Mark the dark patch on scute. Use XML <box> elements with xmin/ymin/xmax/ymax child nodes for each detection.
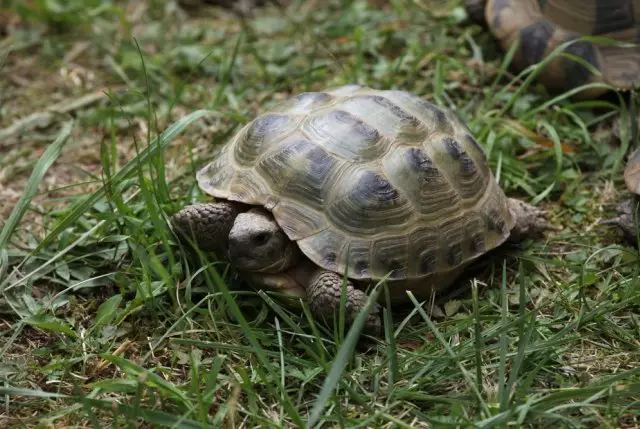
<box><xmin>257</xmin><ymin>139</ymin><xmax>337</xmax><ymax>207</ymax></box>
<box><xmin>369</xmin><ymin>95</ymin><xmax>420</xmax><ymax>127</ymax></box>
<box><xmin>307</xmin><ymin>145</ymin><xmax>335</xmax><ymax>180</ymax></box>
<box><xmin>537</xmin><ymin>0</ymin><xmax>548</xmax><ymax>9</ymax></box>
<box><xmin>325</xmin><ymin>252</ymin><xmax>337</xmax><ymax>263</ymax></box>
<box><xmin>444</xmin><ymin>137</ymin><xmax>463</xmax><ymax>159</ymax></box>
<box><xmin>247</xmin><ymin>114</ymin><xmax>291</xmax><ymax>141</ymax></box>
<box><xmin>307</xmin><ymin>109</ymin><xmax>384</xmax><ymax>161</ymax></box>
<box><xmin>406</xmin><ymin>147</ymin><xmax>442</xmax><ymax>182</ymax></box>
<box><xmin>444</xmin><ymin>137</ymin><xmax>477</xmax><ymax>174</ymax></box>
<box><xmin>561</xmin><ymin>37</ymin><xmax>600</xmax><ymax>90</ymax></box>
<box><xmin>234</xmin><ymin>114</ymin><xmax>297</xmax><ymax>166</ymax></box>
<box><xmin>470</xmin><ymin>233</ymin><xmax>485</xmax><ymax>255</ymax></box>
<box><xmin>419</xmin><ymin>250</ymin><xmax>437</xmax><ymax>274</ymax></box>
<box><xmin>519</xmin><ymin>20</ymin><xmax>555</xmax><ymax>66</ymax></box>
<box><xmin>354</xmin><ymin>170</ymin><xmax>400</xmax><ymax>209</ymax></box>
<box><xmin>387</xmin><ymin>259</ymin><xmax>406</xmax><ymax>279</ymax></box>
<box><xmin>328</xmin><ymin>167</ymin><xmax>412</xmax><ymax>233</ymax></box>
<box><xmin>447</xmin><ymin>243</ymin><xmax>463</xmax><ymax>267</ymax></box>
<box><xmin>460</xmin><ymin>157</ymin><xmax>476</xmax><ymax>174</ymax></box>
<box><xmin>417</xmin><ymin>99</ymin><xmax>448</xmax><ymax>128</ymax></box>
<box><xmin>465</xmin><ymin>0</ymin><xmax>487</xmax><ymax>25</ymax></box>
<box><xmin>355</xmin><ymin>260</ymin><xmax>370</xmax><ymax>277</ymax></box>
<box><xmin>594</xmin><ymin>0</ymin><xmax>634</xmax><ymax>35</ymax></box>
<box><xmin>331</xmin><ymin>110</ymin><xmax>381</xmax><ymax>141</ymax></box>
<box><xmin>486</xmin><ymin>209</ymin><xmax>507</xmax><ymax>234</ymax></box>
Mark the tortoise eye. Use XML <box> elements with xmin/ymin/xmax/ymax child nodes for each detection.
<box><xmin>253</xmin><ymin>232</ymin><xmax>271</xmax><ymax>246</ymax></box>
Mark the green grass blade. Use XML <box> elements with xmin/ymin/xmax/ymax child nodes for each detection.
<box><xmin>0</xmin><ymin>121</ymin><xmax>73</xmax><ymax>259</ymax></box>
<box><xmin>407</xmin><ymin>291</ymin><xmax>491</xmax><ymax>418</ymax></box>
<box><xmin>32</xmin><ymin>110</ymin><xmax>212</xmax><ymax>253</ymax></box>
<box><xmin>307</xmin><ymin>284</ymin><xmax>382</xmax><ymax>428</ymax></box>
<box><xmin>497</xmin><ymin>261</ymin><xmax>509</xmax><ymax>411</ymax></box>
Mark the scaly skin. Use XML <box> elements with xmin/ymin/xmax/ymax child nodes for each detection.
<box><xmin>506</xmin><ymin>198</ymin><xmax>556</xmax><ymax>242</ymax></box>
<box><xmin>306</xmin><ymin>270</ymin><xmax>382</xmax><ymax>336</ymax></box>
<box><xmin>171</xmin><ymin>202</ymin><xmax>243</xmax><ymax>254</ymax></box>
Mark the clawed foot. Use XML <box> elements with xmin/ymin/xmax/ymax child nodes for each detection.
<box><xmin>507</xmin><ymin>198</ymin><xmax>559</xmax><ymax>242</ymax></box>
<box><xmin>600</xmin><ymin>198</ymin><xmax>640</xmax><ymax>245</ymax></box>
<box><xmin>307</xmin><ymin>270</ymin><xmax>382</xmax><ymax>337</ymax></box>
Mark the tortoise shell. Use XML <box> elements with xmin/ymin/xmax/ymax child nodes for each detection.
<box><xmin>196</xmin><ymin>85</ymin><xmax>514</xmax><ymax>282</ymax></box>
<box><xmin>477</xmin><ymin>0</ymin><xmax>640</xmax><ymax>97</ymax></box>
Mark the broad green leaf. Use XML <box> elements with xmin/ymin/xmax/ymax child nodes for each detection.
<box><xmin>25</xmin><ymin>313</ymin><xmax>77</xmax><ymax>338</ymax></box>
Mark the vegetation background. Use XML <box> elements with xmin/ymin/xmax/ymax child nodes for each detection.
<box><xmin>0</xmin><ymin>0</ymin><xmax>638</xmax><ymax>427</ymax></box>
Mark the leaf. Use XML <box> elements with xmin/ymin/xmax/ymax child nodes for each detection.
<box><xmin>25</xmin><ymin>313</ymin><xmax>77</xmax><ymax>338</ymax></box>
<box><xmin>55</xmin><ymin>262</ymin><xmax>71</xmax><ymax>281</ymax></box>
<box><xmin>444</xmin><ymin>300</ymin><xmax>461</xmax><ymax>317</ymax></box>
<box><xmin>92</xmin><ymin>294</ymin><xmax>122</xmax><ymax>331</ymax></box>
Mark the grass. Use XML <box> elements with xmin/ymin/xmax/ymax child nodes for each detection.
<box><xmin>1</xmin><ymin>0</ymin><xmax>639</xmax><ymax>427</ymax></box>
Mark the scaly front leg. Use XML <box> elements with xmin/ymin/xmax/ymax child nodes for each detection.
<box><xmin>306</xmin><ymin>269</ymin><xmax>382</xmax><ymax>336</ymax></box>
<box><xmin>171</xmin><ymin>202</ymin><xmax>244</xmax><ymax>254</ymax></box>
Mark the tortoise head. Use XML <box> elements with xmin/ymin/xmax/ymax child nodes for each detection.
<box><xmin>228</xmin><ymin>207</ymin><xmax>301</xmax><ymax>273</ymax></box>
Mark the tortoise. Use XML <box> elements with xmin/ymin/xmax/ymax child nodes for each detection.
<box><xmin>465</xmin><ymin>0</ymin><xmax>640</xmax><ymax>98</ymax></box>
<box><xmin>171</xmin><ymin>85</ymin><xmax>551</xmax><ymax>335</ymax></box>
<box><xmin>601</xmin><ymin>148</ymin><xmax>640</xmax><ymax>243</ymax></box>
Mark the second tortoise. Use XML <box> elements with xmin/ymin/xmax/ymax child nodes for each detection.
<box><xmin>466</xmin><ymin>0</ymin><xmax>640</xmax><ymax>98</ymax></box>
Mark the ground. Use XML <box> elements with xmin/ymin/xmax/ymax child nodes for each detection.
<box><xmin>1</xmin><ymin>0</ymin><xmax>639</xmax><ymax>427</ymax></box>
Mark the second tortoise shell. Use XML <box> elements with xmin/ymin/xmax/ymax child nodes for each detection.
<box><xmin>196</xmin><ymin>85</ymin><xmax>515</xmax><ymax>282</ymax></box>
<box><xmin>484</xmin><ymin>0</ymin><xmax>640</xmax><ymax>97</ymax></box>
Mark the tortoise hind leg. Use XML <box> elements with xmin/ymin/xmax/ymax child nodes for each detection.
<box><xmin>506</xmin><ymin>198</ymin><xmax>558</xmax><ymax>242</ymax></box>
<box><xmin>307</xmin><ymin>269</ymin><xmax>382</xmax><ymax>336</ymax></box>
<box><xmin>171</xmin><ymin>201</ymin><xmax>244</xmax><ymax>254</ymax></box>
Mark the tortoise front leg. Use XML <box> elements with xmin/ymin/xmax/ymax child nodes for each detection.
<box><xmin>171</xmin><ymin>202</ymin><xmax>244</xmax><ymax>254</ymax></box>
<box><xmin>306</xmin><ymin>269</ymin><xmax>382</xmax><ymax>336</ymax></box>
